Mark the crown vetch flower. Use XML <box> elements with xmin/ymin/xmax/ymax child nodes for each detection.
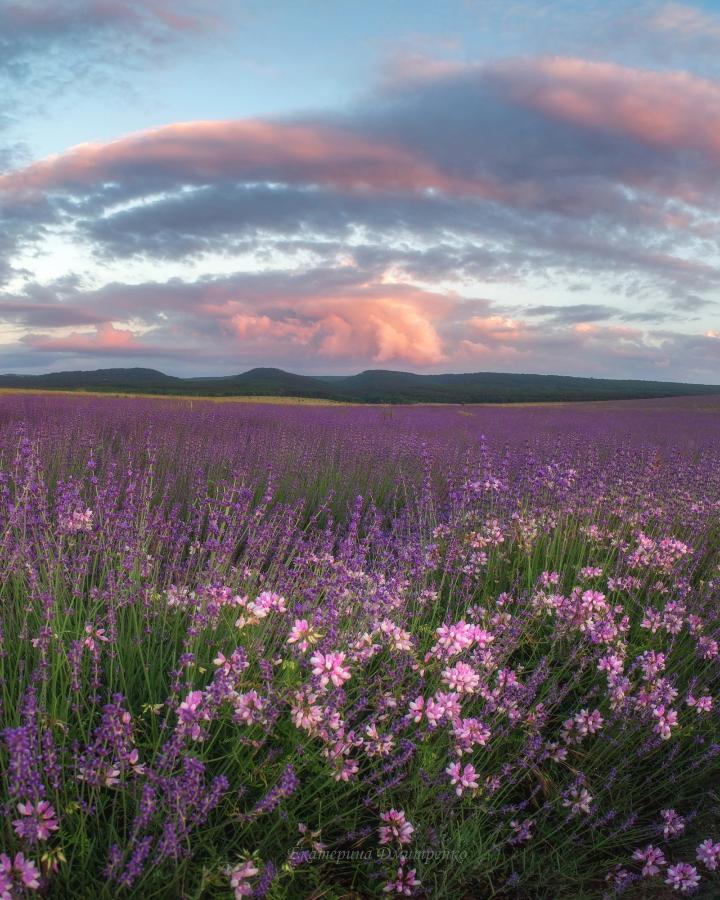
<box><xmin>632</xmin><ymin>844</ymin><xmax>666</xmax><ymax>877</ymax></box>
<box><xmin>383</xmin><ymin>859</ymin><xmax>421</xmax><ymax>895</ymax></box>
<box><xmin>229</xmin><ymin>859</ymin><xmax>260</xmax><ymax>898</ymax></box>
<box><xmin>0</xmin><ymin>852</ymin><xmax>41</xmax><ymax>892</ymax></box>
<box><xmin>665</xmin><ymin>862</ymin><xmax>700</xmax><ymax>893</ymax></box>
<box><xmin>441</xmin><ymin>661</ymin><xmax>480</xmax><ymax>694</ymax></box>
<box><xmin>378</xmin><ymin>810</ymin><xmax>414</xmax><ymax>846</ymax></box>
<box><xmin>696</xmin><ymin>839</ymin><xmax>720</xmax><ymax>871</ymax></box>
<box><xmin>445</xmin><ymin>761</ymin><xmax>479</xmax><ymax>796</ymax></box>
<box><xmin>13</xmin><ymin>801</ymin><xmax>59</xmax><ymax>844</ymax></box>
<box><xmin>563</xmin><ymin>786</ymin><xmax>593</xmax><ymax>816</ymax></box>
<box><xmin>310</xmin><ymin>651</ymin><xmax>351</xmax><ymax>689</ymax></box>
<box><xmin>661</xmin><ymin>809</ymin><xmax>686</xmax><ymax>839</ymax></box>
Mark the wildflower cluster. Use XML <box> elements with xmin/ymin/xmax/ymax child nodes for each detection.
<box><xmin>0</xmin><ymin>394</ymin><xmax>718</xmax><ymax>898</ymax></box>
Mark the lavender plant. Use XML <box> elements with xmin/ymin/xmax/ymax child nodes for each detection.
<box><xmin>0</xmin><ymin>393</ymin><xmax>718</xmax><ymax>898</ymax></box>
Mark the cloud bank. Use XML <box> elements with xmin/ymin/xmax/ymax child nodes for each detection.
<box><xmin>1</xmin><ymin>46</ymin><xmax>719</xmax><ymax>380</ymax></box>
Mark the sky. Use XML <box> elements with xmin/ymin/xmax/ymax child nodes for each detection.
<box><xmin>1</xmin><ymin>1</ymin><xmax>720</xmax><ymax>381</ymax></box>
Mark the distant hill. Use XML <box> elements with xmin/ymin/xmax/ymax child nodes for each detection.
<box><xmin>0</xmin><ymin>366</ymin><xmax>719</xmax><ymax>404</ymax></box>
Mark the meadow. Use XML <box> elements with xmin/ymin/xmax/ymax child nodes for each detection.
<box><xmin>0</xmin><ymin>393</ymin><xmax>718</xmax><ymax>899</ymax></box>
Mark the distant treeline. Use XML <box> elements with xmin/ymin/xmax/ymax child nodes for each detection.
<box><xmin>1</xmin><ymin>366</ymin><xmax>719</xmax><ymax>403</ymax></box>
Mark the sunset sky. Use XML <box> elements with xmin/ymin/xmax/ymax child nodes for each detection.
<box><xmin>1</xmin><ymin>0</ymin><xmax>720</xmax><ymax>380</ymax></box>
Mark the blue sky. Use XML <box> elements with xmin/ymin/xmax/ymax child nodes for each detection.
<box><xmin>1</xmin><ymin>0</ymin><xmax>719</xmax><ymax>380</ymax></box>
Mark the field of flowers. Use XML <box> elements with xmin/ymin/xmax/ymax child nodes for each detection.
<box><xmin>0</xmin><ymin>392</ymin><xmax>718</xmax><ymax>899</ymax></box>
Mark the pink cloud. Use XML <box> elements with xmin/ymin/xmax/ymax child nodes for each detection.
<box><xmin>5</xmin><ymin>54</ymin><xmax>720</xmax><ymax>223</ymax></box>
<box><xmin>488</xmin><ymin>56</ymin><xmax>720</xmax><ymax>162</ymax></box>
<box><xmin>2</xmin><ymin>0</ymin><xmax>218</xmax><ymax>34</ymax></box>
<box><xmin>203</xmin><ymin>284</ymin><xmax>450</xmax><ymax>367</ymax></box>
<box><xmin>23</xmin><ymin>322</ymin><xmax>156</xmax><ymax>353</ymax></box>
<box><xmin>0</xmin><ymin>120</ymin><xmax>495</xmax><ymax>200</ymax></box>
<box><xmin>466</xmin><ymin>315</ymin><xmax>529</xmax><ymax>345</ymax></box>
<box><xmin>8</xmin><ymin>268</ymin><xmax>720</xmax><ymax>381</ymax></box>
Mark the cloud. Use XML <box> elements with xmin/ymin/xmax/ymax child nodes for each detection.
<box><xmin>644</xmin><ymin>3</ymin><xmax>720</xmax><ymax>46</ymax></box>
<box><xmin>0</xmin><ymin>0</ymin><xmax>220</xmax><ymax>75</ymax></box>
<box><xmin>2</xmin><ymin>269</ymin><xmax>453</xmax><ymax>368</ymax></box>
<box><xmin>0</xmin><ymin>118</ymin><xmax>497</xmax><ymax>201</ymax></box>
<box><xmin>453</xmin><ymin>315</ymin><xmax>719</xmax><ymax>381</ymax></box>
<box><xmin>1</xmin><ymin>264</ymin><xmax>718</xmax><ymax>383</ymax></box>
<box><xmin>2</xmin><ymin>51</ymin><xmax>720</xmax><ymax>379</ymax></box>
<box><xmin>6</xmin><ymin>54</ymin><xmax>720</xmax><ymax>212</ymax></box>
<box><xmin>0</xmin><ymin>301</ymin><xmax>105</xmax><ymax>327</ymax></box>
<box><xmin>0</xmin><ymin>0</ymin><xmax>224</xmax><ymax>150</ymax></box>
<box><xmin>523</xmin><ymin>304</ymin><xmax>619</xmax><ymax>323</ymax></box>
<box><xmin>23</xmin><ymin>322</ymin><xmax>140</xmax><ymax>352</ymax></box>
<box><xmin>485</xmin><ymin>56</ymin><xmax>720</xmax><ymax>169</ymax></box>
<box><xmin>217</xmin><ymin>289</ymin><xmax>449</xmax><ymax>367</ymax></box>
<box><xmin>20</xmin><ymin>321</ymin><xmax>190</xmax><ymax>358</ymax></box>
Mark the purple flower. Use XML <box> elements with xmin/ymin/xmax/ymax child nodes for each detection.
<box><xmin>229</xmin><ymin>860</ymin><xmax>260</xmax><ymax>898</ymax></box>
<box><xmin>632</xmin><ymin>844</ymin><xmax>666</xmax><ymax>877</ymax></box>
<box><xmin>665</xmin><ymin>862</ymin><xmax>700</xmax><ymax>893</ymax></box>
<box><xmin>12</xmin><ymin>800</ymin><xmax>59</xmax><ymax>844</ymax></box>
<box><xmin>379</xmin><ymin>810</ymin><xmax>414</xmax><ymax>846</ymax></box>
<box><xmin>383</xmin><ymin>857</ymin><xmax>421</xmax><ymax>895</ymax></box>
<box><xmin>0</xmin><ymin>852</ymin><xmax>42</xmax><ymax>892</ymax></box>
<box><xmin>661</xmin><ymin>809</ymin><xmax>686</xmax><ymax>840</ymax></box>
<box><xmin>696</xmin><ymin>839</ymin><xmax>720</xmax><ymax>871</ymax></box>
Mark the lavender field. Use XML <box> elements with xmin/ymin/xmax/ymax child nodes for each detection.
<box><xmin>0</xmin><ymin>393</ymin><xmax>719</xmax><ymax>899</ymax></box>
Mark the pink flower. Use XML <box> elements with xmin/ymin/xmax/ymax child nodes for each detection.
<box><xmin>639</xmin><ymin>651</ymin><xmax>666</xmax><ymax>679</ymax></box>
<box><xmin>632</xmin><ymin>844</ymin><xmax>666</xmax><ymax>877</ymax></box>
<box><xmin>573</xmin><ymin>708</ymin><xmax>604</xmax><ymax>738</ymax></box>
<box><xmin>0</xmin><ymin>853</ymin><xmax>41</xmax><ymax>892</ymax></box>
<box><xmin>441</xmin><ymin>661</ymin><xmax>480</xmax><ymax>694</ymax></box>
<box><xmin>290</xmin><ymin>691</ymin><xmax>324</xmax><ymax>732</ymax></box>
<box><xmin>540</xmin><ymin>570</ymin><xmax>561</xmax><ymax>585</ymax></box>
<box><xmin>176</xmin><ymin>690</ymin><xmax>211</xmax><ymax>741</ymax></box>
<box><xmin>598</xmin><ymin>653</ymin><xmax>624</xmax><ymax>676</ymax></box>
<box><xmin>544</xmin><ymin>740</ymin><xmax>567</xmax><ymax>762</ymax></box>
<box><xmin>378</xmin><ymin>810</ymin><xmax>414</xmax><ymax>846</ymax></box>
<box><xmin>652</xmin><ymin>705</ymin><xmax>679</xmax><ymax>740</ymax></box>
<box><xmin>445</xmin><ymin>761</ymin><xmax>479</xmax><ymax>796</ymax></box>
<box><xmin>562</xmin><ymin>786</ymin><xmax>593</xmax><ymax>816</ymax></box>
<box><xmin>697</xmin><ymin>839</ymin><xmax>720</xmax><ymax>871</ymax></box>
<box><xmin>60</xmin><ymin>507</ymin><xmax>94</xmax><ymax>534</ymax></box>
<box><xmin>229</xmin><ymin>860</ymin><xmax>260</xmax><ymax>898</ymax></box>
<box><xmin>665</xmin><ymin>862</ymin><xmax>700</xmax><ymax>893</ymax></box>
<box><xmin>408</xmin><ymin>696</ymin><xmax>425</xmax><ymax>722</ymax></box>
<box><xmin>287</xmin><ymin>619</ymin><xmax>321</xmax><ymax>652</ymax></box>
<box><xmin>334</xmin><ymin>758</ymin><xmax>359</xmax><ymax>782</ymax></box>
<box><xmin>661</xmin><ymin>809</ymin><xmax>686</xmax><ymax>840</ymax></box>
<box><xmin>378</xmin><ymin>619</ymin><xmax>414</xmax><ymax>652</ymax></box>
<box><xmin>383</xmin><ymin>859</ymin><xmax>421</xmax><ymax>895</ymax></box>
<box><xmin>251</xmin><ymin>591</ymin><xmax>287</xmax><ymax>615</ymax></box>
<box><xmin>310</xmin><ymin>651</ymin><xmax>351</xmax><ymax>689</ymax></box>
<box><xmin>166</xmin><ymin>585</ymin><xmax>193</xmax><ymax>608</ymax></box>
<box><xmin>83</xmin><ymin>624</ymin><xmax>110</xmax><ymax>650</ymax></box>
<box><xmin>452</xmin><ymin>717</ymin><xmax>491</xmax><ymax>755</ymax></box>
<box><xmin>425</xmin><ymin>691</ymin><xmax>461</xmax><ymax>727</ymax></box>
<box><xmin>471</xmin><ymin>626</ymin><xmax>495</xmax><ymax>649</ymax></box>
<box><xmin>13</xmin><ymin>801</ymin><xmax>59</xmax><ymax>844</ymax></box>
<box><xmin>687</xmin><ymin>695</ymin><xmax>713</xmax><ymax>714</ymax></box>
<box><xmin>363</xmin><ymin>723</ymin><xmax>395</xmax><ymax>757</ymax></box>
<box><xmin>213</xmin><ymin>648</ymin><xmax>250</xmax><ymax>676</ymax></box>
<box><xmin>698</xmin><ymin>637</ymin><xmax>718</xmax><ymax>660</ymax></box>
<box><xmin>233</xmin><ymin>690</ymin><xmax>266</xmax><ymax>725</ymax></box>
<box><xmin>431</xmin><ymin>620</ymin><xmax>492</xmax><ymax>658</ymax></box>
<box><xmin>16</xmin><ymin>853</ymin><xmax>41</xmax><ymax>889</ymax></box>
<box><xmin>510</xmin><ymin>818</ymin><xmax>534</xmax><ymax>844</ymax></box>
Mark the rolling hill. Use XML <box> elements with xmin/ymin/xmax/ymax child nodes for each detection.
<box><xmin>0</xmin><ymin>366</ymin><xmax>719</xmax><ymax>403</ymax></box>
